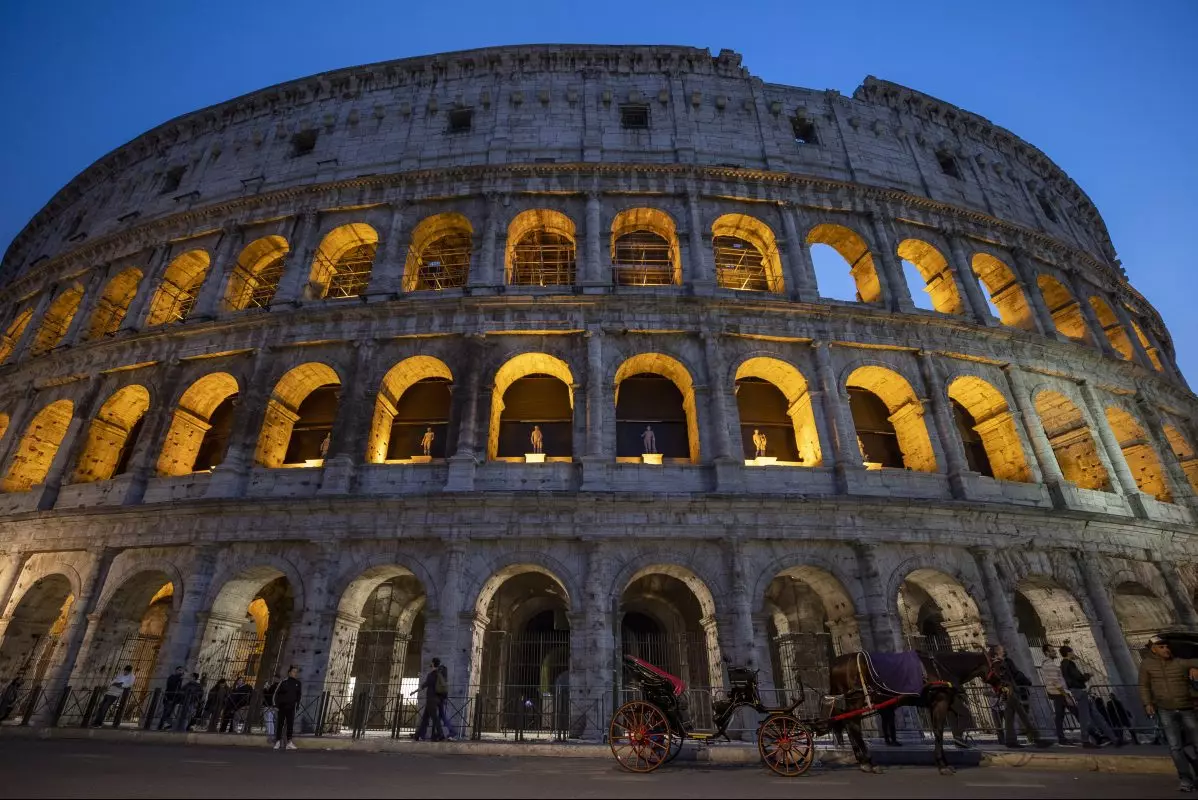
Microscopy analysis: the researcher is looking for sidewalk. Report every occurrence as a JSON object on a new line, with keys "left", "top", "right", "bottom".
{"left": 0, "top": 725, "right": 1175, "bottom": 774}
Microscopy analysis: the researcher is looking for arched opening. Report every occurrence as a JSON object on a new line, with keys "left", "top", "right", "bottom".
{"left": 29, "top": 284, "right": 84, "bottom": 356}
{"left": 806, "top": 223, "right": 882, "bottom": 304}
{"left": 1105, "top": 407, "right": 1172, "bottom": 502}
{"left": 1127, "top": 315, "right": 1164, "bottom": 372}
{"left": 1112, "top": 582, "right": 1173, "bottom": 658}
{"left": 309, "top": 223, "right": 379, "bottom": 300}
{"left": 1163, "top": 424, "right": 1198, "bottom": 493}
{"left": 367, "top": 357, "right": 454, "bottom": 463}
{"left": 971, "top": 254, "right": 1034, "bottom": 330}
{"left": 255, "top": 363, "right": 341, "bottom": 468}
{"left": 157, "top": 373, "right": 240, "bottom": 476}
{"left": 846, "top": 366, "right": 937, "bottom": 472}
{"left": 614, "top": 354, "right": 698, "bottom": 463}
{"left": 710, "top": 214, "right": 784, "bottom": 294}
{"left": 224, "top": 236, "right": 289, "bottom": 311}
{"left": 897, "top": 239, "right": 963, "bottom": 315}
{"left": 1036, "top": 275, "right": 1093, "bottom": 343}
{"left": 610, "top": 208, "right": 680, "bottom": 287}
{"left": 1088, "top": 297, "right": 1134, "bottom": 360}
{"left": 0, "top": 574, "right": 74, "bottom": 684}
{"left": 1, "top": 399, "right": 74, "bottom": 493}
{"left": 198, "top": 567, "right": 295, "bottom": 689}
{"left": 0, "top": 308, "right": 34, "bottom": 364}
{"left": 764, "top": 566, "right": 858, "bottom": 704}
{"left": 1015, "top": 576, "right": 1107, "bottom": 681}
{"left": 488, "top": 353, "right": 574, "bottom": 461}
{"left": 734, "top": 357, "right": 821, "bottom": 465}
{"left": 327, "top": 566, "right": 428, "bottom": 731}
{"left": 946, "top": 376, "right": 1032, "bottom": 482}
{"left": 473, "top": 567, "right": 571, "bottom": 735}
{"left": 897, "top": 569, "right": 985, "bottom": 654}
{"left": 71, "top": 385, "right": 151, "bottom": 483}
{"left": 1033, "top": 390, "right": 1110, "bottom": 491}
{"left": 146, "top": 250, "right": 211, "bottom": 327}
{"left": 506, "top": 210, "right": 576, "bottom": 287}
{"left": 84, "top": 268, "right": 142, "bottom": 340}
{"left": 403, "top": 213, "right": 472, "bottom": 292}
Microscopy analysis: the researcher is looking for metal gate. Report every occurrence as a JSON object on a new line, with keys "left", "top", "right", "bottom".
{"left": 772, "top": 632, "right": 836, "bottom": 705}
{"left": 196, "top": 629, "right": 288, "bottom": 687}
{"left": 478, "top": 630, "right": 571, "bottom": 734}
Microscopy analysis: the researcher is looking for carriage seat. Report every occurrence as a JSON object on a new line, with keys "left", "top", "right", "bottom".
{"left": 623, "top": 655, "right": 686, "bottom": 697}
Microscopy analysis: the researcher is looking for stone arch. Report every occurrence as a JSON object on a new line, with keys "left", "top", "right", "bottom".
{"left": 733, "top": 355, "right": 821, "bottom": 466}
{"left": 896, "top": 239, "right": 963, "bottom": 315}
{"left": 71, "top": 384, "right": 152, "bottom": 483}
{"left": 468, "top": 552, "right": 581, "bottom": 617}
{"left": 85, "top": 267, "right": 143, "bottom": 340}
{"left": 1089, "top": 296, "right": 1135, "bottom": 360}
{"left": 78, "top": 568, "right": 178, "bottom": 689}
{"left": 0, "top": 572, "right": 75, "bottom": 682}
{"left": 971, "top": 253, "right": 1034, "bottom": 330}
{"left": 946, "top": 375, "right": 1032, "bottom": 482}
{"left": 1036, "top": 274, "right": 1093, "bottom": 343}
{"left": 402, "top": 212, "right": 473, "bottom": 292}
{"left": 614, "top": 353, "right": 699, "bottom": 463}
{"left": 146, "top": 250, "right": 211, "bottom": 327}
{"left": 1104, "top": 406, "right": 1172, "bottom": 501}
{"left": 711, "top": 213, "right": 785, "bottom": 294}
{"left": 366, "top": 356, "right": 454, "bottom": 463}
{"left": 254, "top": 362, "right": 342, "bottom": 468}
{"left": 893, "top": 565, "right": 986, "bottom": 652}
{"left": 1162, "top": 423, "right": 1198, "bottom": 493}
{"left": 0, "top": 307, "right": 35, "bottom": 363}
{"left": 224, "top": 235, "right": 290, "bottom": 311}
{"left": 505, "top": 209, "right": 576, "bottom": 286}
{"left": 308, "top": 222, "right": 379, "bottom": 300}
{"left": 806, "top": 222, "right": 882, "bottom": 304}
{"left": 1014, "top": 574, "right": 1107, "bottom": 680}
{"left": 610, "top": 206, "right": 681, "bottom": 286}
{"left": 845, "top": 364, "right": 937, "bottom": 472}
{"left": 29, "top": 283, "right": 84, "bottom": 356}
{"left": 487, "top": 352, "right": 574, "bottom": 461}
{"left": 1112, "top": 581, "right": 1174, "bottom": 649}
{"left": 157, "top": 372, "right": 240, "bottom": 476}
{"left": 1126, "top": 314, "right": 1165, "bottom": 371}
{"left": 1032, "top": 388, "right": 1110, "bottom": 491}
{"left": 1, "top": 398, "right": 74, "bottom": 493}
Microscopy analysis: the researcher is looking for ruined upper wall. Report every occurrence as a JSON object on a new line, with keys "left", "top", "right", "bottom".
{"left": 0, "top": 45, "right": 1120, "bottom": 286}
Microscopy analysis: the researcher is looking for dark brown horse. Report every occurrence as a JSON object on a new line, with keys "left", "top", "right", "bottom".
{"left": 827, "top": 650, "right": 991, "bottom": 775}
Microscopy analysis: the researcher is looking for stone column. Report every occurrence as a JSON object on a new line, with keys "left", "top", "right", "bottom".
{"left": 0, "top": 551, "right": 29, "bottom": 624}
{"left": 469, "top": 194, "right": 503, "bottom": 290}
{"left": 366, "top": 201, "right": 408, "bottom": 296}
{"left": 35, "top": 380, "right": 105, "bottom": 511}
{"left": 569, "top": 540, "right": 615, "bottom": 739}
{"left": 1077, "top": 381, "right": 1143, "bottom": 507}
{"left": 271, "top": 210, "right": 320, "bottom": 308}
{"left": 1069, "top": 272, "right": 1117, "bottom": 358}
{"left": 122, "top": 246, "right": 172, "bottom": 332}
{"left": 190, "top": 223, "right": 242, "bottom": 319}
{"left": 866, "top": 212, "right": 913, "bottom": 313}
{"left": 725, "top": 539, "right": 757, "bottom": 669}
{"left": 1010, "top": 248, "right": 1061, "bottom": 339}
{"left": 62, "top": 269, "right": 107, "bottom": 347}
{"left": 1139, "top": 395, "right": 1198, "bottom": 511}
{"left": 319, "top": 339, "right": 376, "bottom": 495}
{"left": 280, "top": 544, "right": 337, "bottom": 689}
{"left": 948, "top": 236, "right": 997, "bottom": 326}
{"left": 582, "top": 191, "right": 605, "bottom": 288}
{"left": 777, "top": 202, "right": 819, "bottom": 303}
{"left": 813, "top": 341, "right": 861, "bottom": 492}
{"left": 422, "top": 542, "right": 469, "bottom": 704}
{"left": 445, "top": 336, "right": 484, "bottom": 492}
{"left": 971, "top": 548, "right": 1038, "bottom": 681}
{"left": 1154, "top": 558, "right": 1198, "bottom": 630}
{"left": 1073, "top": 551, "right": 1143, "bottom": 717}
{"left": 1001, "top": 365, "right": 1066, "bottom": 487}
{"left": 580, "top": 327, "right": 608, "bottom": 491}
{"left": 686, "top": 189, "right": 715, "bottom": 293}
{"left": 1110, "top": 300, "right": 1155, "bottom": 370}
{"left": 702, "top": 328, "right": 742, "bottom": 491}
{"left": 152, "top": 546, "right": 218, "bottom": 683}
{"left": 120, "top": 359, "right": 186, "bottom": 505}
{"left": 853, "top": 543, "right": 899, "bottom": 651}
{"left": 917, "top": 351, "right": 969, "bottom": 496}
{"left": 205, "top": 350, "right": 273, "bottom": 499}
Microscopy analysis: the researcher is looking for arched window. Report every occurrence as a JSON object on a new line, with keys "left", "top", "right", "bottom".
{"left": 367, "top": 357, "right": 455, "bottom": 463}
{"left": 255, "top": 363, "right": 341, "bottom": 467}
{"left": 711, "top": 214, "right": 784, "bottom": 293}
{"left": 806, "top": 223, "right": 882, "bottom": 304}
{"left": 487, "top": 353, "right": 575, "bottom": 461}
{"left": 1033, "top": 390, "right": 1110, "bottom": 491}
{"left": 733, "top": 357, "right": 821, "bottom": 466}
{"left": 0, "top": 308, "right": 34, "bottom": 363}
{"left": 971, "top": 254, "right": 1034, "bottom": 330}
{"left": 848, "top": 388, "right": 903, "bottom": 468}
{"left": 1036, "top": 274, "right": 1092, "bottom": 343}
{"left": 951, "top": 399, "right": 992, "bottom": 477}
{"left": 71, "top": 385, "right": 151, "bottom": 483}
{"left": 506, "top": 210, "right": 576, "bottom": 287}
{"left": 403, "top": 213, "right": 472, "bottom": 292}
{"left": 613, "top": 354, "right": 698, "bottom": 463}
{"left": 84, "top": 268, "right": 142, "bottom": 340}
{"left": 1163, "top": 424, "right": 1198, "bottom": 493}
{"left": 1088, "top": 296, "right": 1134, "bottom": 360}
{"left": 29, "top": 284, "right": 84, "bottom": 356}
{"left": 225, "top": 236, "right": 289, "bottom": 311}
{"left": 896, "top": 240, "right": 963, "bottom": 315}
{"left": 610, "top": 208, "right": 680, "bottom": 286}
{"left": 946, "top": 376, "right": 1032, "bottom": 482}
{"left": 846, "top": 366, "right": 937, "bottom": 473}
{"left": 146, "top": 250, "right": 211, "bottom": 326}
{"left": 1105, "top": 407, "right": 1171, "bottom": 502}
{"left": 157, "top": 373, "right": 239, "bottom": 476}
{"left": 309, "top": 223, "right": 379, "bottom": 300}
{"left": 1, "top": 399, "right": 74, "bottom": 492}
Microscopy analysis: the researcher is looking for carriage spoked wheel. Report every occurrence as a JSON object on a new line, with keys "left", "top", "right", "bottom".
{"left": 757, "top": 714, "right": 815, "bottom": 777}
{"left": 609, "top": 700, "right": 675, "bottom": 773}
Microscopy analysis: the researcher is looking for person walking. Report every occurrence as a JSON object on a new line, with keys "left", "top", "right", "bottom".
{"left": 157, "top": 666, "right": 186, "bottom": 730}
{"left": 221, "top": 676, "right": 252, "bottom": 733}
{"left": 435, "top": 662, "right": 457, "bottom": 740}
{"left": 411, "top": 658, "right": 446, "bottom": 741}
{"left": 1060, "top": 646, "right": 1118, "bottom": 749}
{"left": 175, "top": 673, "right": 203, "bottom": 732}
{"left": 273, "top": 666, "right": 301, "bottom": 751}
{"left": 92, "top": 665, "right": 134, "bottom": 727}
{"left": 1139, "top": 635, "right": 1198, "bottom": 792}
{"left": 1039, "top": 645, "right": 1074, "bottom": 745}
{"left": 987, "top": 645, "right": 1046, "bottom": 749}
{"left": 261, "top": 674, "right": 281, "bottom": 741}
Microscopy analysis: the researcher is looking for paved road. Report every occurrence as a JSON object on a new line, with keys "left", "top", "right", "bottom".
{"left": 0, "top": 739, "right": 1184, "bottom": 798}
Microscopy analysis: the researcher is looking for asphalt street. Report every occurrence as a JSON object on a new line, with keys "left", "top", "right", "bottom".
{"left": 0, "top": 739, "right": 1184, "bottom": 799}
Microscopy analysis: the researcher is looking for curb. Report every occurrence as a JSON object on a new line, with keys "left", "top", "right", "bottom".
{"left": 0, "top": 726, "right": 1174, "bottom": 774}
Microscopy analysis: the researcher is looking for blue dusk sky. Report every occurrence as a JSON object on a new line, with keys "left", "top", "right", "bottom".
{"left": 0, "top": 0, "right": 1194, "bottom": 381}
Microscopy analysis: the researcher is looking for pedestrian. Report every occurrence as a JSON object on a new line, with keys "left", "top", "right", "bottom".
{"left": 1061, "top": 646, "right": 1119, "bottom": 749}
{"left": 175, "top": 673, "right": 203, "bottom": 732}
{"left": 0, "top": 676, "right": 23, "bottom": 721}
{"left": 261, "top": 674, "right": 281, "bottom": 741}
{"left": 221, "top": 676, "right": 252, "bottom": 733}
{"left": 157, "top": 666, "right": 186, "bottom": 730}
{"left": 273, "top": 666, "right": 301, "bottom": 751}
{"left": 410, "top": 658, "right": 446, "bottom": 741}
{"left": 1139, "top": 635, "right": 1198, "bottom": 792}
{"left": 879, "top": 705, "right": 900, "bottom": 746}
{"left": 986, "top": 645, "right": 1046, "bottom": 749}
{"left": 1106, "top": 694, "right": 1138, "bottom": 745}
{"left": 436, "top": 662, "right": 457, "bottom": 740}
{"left": 202, "top": 678, "right": 227, "bottom": 730}
{"left": 1039, "top": 644, "right": 1074, "bottom": 746}
{"left": 92, "top": 665, "right": 134, "bottom": 727}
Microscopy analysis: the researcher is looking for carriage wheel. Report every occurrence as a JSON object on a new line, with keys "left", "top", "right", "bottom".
{"left": 609, "top": 700, "right": 674, "bottom": 773}
{"left": 665, "top": 726, "right": 685, "bottom": 763}
{"left": 757, "top": 714, "right": 815, "bottom": 777}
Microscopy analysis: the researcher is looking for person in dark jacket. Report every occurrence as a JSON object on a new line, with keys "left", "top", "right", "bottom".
{"left": 987, "top": 645, "right": 1045, "bottom": 749}
{"left": 1139, "top": 635, "right": 1198, "bottom": 790}
{"left": 0, "top": 676, "right": 23, "bottom": 721}
{"left": 261, "top": 674, "right": 281, "bottom": 740}
{"left": 273, "top": 667, "right": 301, "bottom": 750}
{"left": 157, "top": 666, "right": 186, "bottom": 730}
{"left": 176, "top": 673, "right": 203, "bottom": 733}
{"left": 1061, "top": 646, "right": 1118, "bottom": 748}
{"left": 203, "top": 679, "right": 227, "bottom": 729}
{"left": 221, "top": 676, "right": 252, "bottom": 733}
{"left": 411, "top": 658, "right": 446, "bottom": 742}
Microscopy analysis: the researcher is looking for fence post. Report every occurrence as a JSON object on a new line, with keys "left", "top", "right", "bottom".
{"left": 50, "top": 685, "right": 69, "bottom": 727}
{"left": 143, "top": 688, "right": 161, "bottom": 730}
{"left": 315, "top": 690, "right": 330, "bottom": 737}
{"left": 110, "top": 688, "right": 131, "bottom": 729}
{"left": 80, "top": 687, "right": 102, "bottom": 728}
{"left": 471, "top": 693, "right": 483, "bottom": 741}
{"left": 20, "top": 684, "right": 43, "bottom": 727}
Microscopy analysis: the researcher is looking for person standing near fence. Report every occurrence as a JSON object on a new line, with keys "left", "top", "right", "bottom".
{"left": 91, "top": 665, "right": 134, "bottom": 727}
{"left": 410, "top": 658, "right": 446, "bottom": 742}
{"left": 261, "top": 674, "right": 281, "bottom": 741}
{"left": 1060, "top": 646, "right": 1118, "bottom": 749}
{"left": 273, "top": 666, "right": 301, "bottom": 751}
{"left": 1139, "top": 635, "right": 1198, "bottom": 792}
{"left": 1039, "top": 645, "right": 1074, "bottom": 746}
{"left": 221, "top": 676, "right": 252, "bottom": 733}
{"left": 157, "top": 666, "right": 186, "bottom": 730}
{"left": 175, "top": 673, "right": 203, "bottom": 732}
{"left": 987, "top": 645, "right": 1045, "bottom": 749}
{"left": 436, "top": 661, "right": 457, "bottom": 740}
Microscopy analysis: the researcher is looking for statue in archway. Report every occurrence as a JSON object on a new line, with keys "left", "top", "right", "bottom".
{"left": 641, "top": 425, "right": 657, "bottom": 454}
{"left": 319, "top": 432, "right": 331, "bottom": 459}
{"left": 530, "top": 425, "right": 544, "bottom": 454}
{"left": 752, "top": 428, "right": 767, "bottom": 458}
{"left": 420, "top": 427, "right": 435, "bottom": 456}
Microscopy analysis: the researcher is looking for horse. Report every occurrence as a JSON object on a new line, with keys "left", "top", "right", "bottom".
{"left": 827, "top": 649, "right": 992, "bottom": 775}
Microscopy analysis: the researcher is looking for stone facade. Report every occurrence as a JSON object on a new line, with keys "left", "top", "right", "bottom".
{"left": 0, "top": 45, "right": 1195, "bottom": 737}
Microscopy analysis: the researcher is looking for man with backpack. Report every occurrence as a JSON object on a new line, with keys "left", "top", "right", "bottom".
{"left": 411, "top": 658, "right": 447, "bottom": 741}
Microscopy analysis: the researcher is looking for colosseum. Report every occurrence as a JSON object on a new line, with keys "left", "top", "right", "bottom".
{"left": 0, "top": 44, "right": 1194, "bottom": 739}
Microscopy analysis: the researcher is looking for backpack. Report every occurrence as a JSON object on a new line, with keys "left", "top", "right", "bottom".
{"left": 434, "top": 669, "right": 448, "bottom": 697}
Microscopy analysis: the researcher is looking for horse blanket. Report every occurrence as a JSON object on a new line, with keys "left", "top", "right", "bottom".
{"left": 863, "top": 651, "right": 926, "bottom": 696}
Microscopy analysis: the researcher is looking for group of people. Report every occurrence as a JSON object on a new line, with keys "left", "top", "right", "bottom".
{"left": 151, "top": 665, "right": 303, "bottom": 750}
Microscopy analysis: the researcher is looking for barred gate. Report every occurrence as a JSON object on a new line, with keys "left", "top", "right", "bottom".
{"left": 197, "top": 629, "right": 288, "bottom": 687}
{"left": 619, "top": 632, "right": 715, "bottom": 731}
{"left": 477, "top": 630, "right": 571, "bottom": 736}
